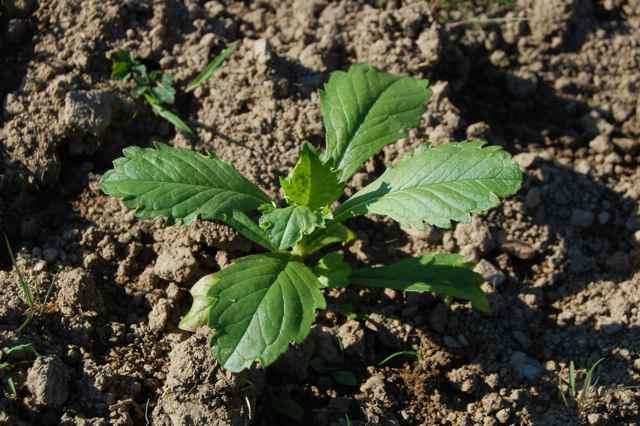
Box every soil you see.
[1,0,639,425]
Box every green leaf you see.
[280,143,343,210]
[335,141,522,229]
[186,41,239,92]
[219,210,278,252]
[312,252,351,288]
[271,398,304,422]
[178,273,218,331]
[148,99,194,136]
[100,144,271,225]
[320,63,430,182]
[151,73,176,104]
[259,205,324,250]
[292,222,356,256]
[111,50,135,79]
[350,252,490,313]
[208,254,326,372]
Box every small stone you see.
[253,38,272,64]
[56,268,103,315]
[337,320,366,359]
[589,135,612,153]
[495,408,510,424]
[513,152,538,169]
[501,241,535,260]
[148,299,172,332]
[466,122,491,139]
[454,217,495,256]
[570,209,594,227]
[587,413,602,425]
[61,90,114,138]
[154,245,198,285]
[26,356,69,407]
[166,283,180,300]
[574,160,591,174]
[474,259,506,286]
[612,137,639,153]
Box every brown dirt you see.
[1,0,639,425]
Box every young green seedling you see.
[101,63,522,372]
[111,41,238,136]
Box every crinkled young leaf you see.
[178,273,218,331]
[100,144,270,224]
[259,205,324,250]
[312,252,352,288]
[207,254,326,372]
[335,141,522,229]
[280,143,343,210]
[320,63,430,182]
[292,222,356,257]
[186,41,239,92]
[219,210,278,252]
[350,252,489,312]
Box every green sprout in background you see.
[110,41,238,136]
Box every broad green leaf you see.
[350,252,490,312]
[101,144,270,224]
[335,141,522,229]
[259,205,324,250]
[292,222,356,257]
[312,252,351,288]
[280,143,343,210]
[219,210,278,252]
[186,41,239,92]
[320,63,430,182]
[178,273,217,331]
[208,254,326,372]
[148,99,194,136]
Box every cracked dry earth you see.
[1,0,639,425]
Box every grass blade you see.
[378,350,418,366]
[3,234,33,307]
[186,41,238,92]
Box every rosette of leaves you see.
[101,63,522,372]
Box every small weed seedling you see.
[0,343,38,396]
[111,41,238,136]
[3,234,54,334]
[101,64,522,372]
[559,358,604,414]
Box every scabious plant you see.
[101,64,522,372]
